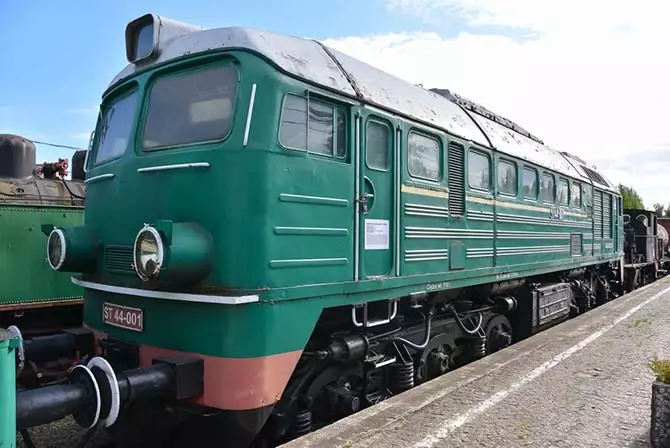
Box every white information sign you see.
[364,219,390,250]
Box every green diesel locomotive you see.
[41,13,627,447]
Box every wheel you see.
[415,334,457,384]
[484,314,512,355]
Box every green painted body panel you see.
[85,291,323,358]
[0,330,18,448]
[85,253,620,357]
[0,205,84,306]
[79,48,623,359]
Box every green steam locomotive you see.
[0,134,86,384]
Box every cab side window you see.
[278,93,347,158]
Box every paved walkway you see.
[282,277,670,448]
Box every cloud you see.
[384,0,669,36]
[322,1,670,206]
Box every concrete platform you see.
[281,277,670,448]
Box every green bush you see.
[649,358,670,384]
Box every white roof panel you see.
[108,16,618,193]
[110,27,357,97]
[324,48,490,146]
[109,25,489,146]
[471,113,586,178]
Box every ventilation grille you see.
[104,246,134,272]
[448,141,465,216]
[603,193,612,238]
[593,190,603,239]
[581,164,610,188]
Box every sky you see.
[1,0,669,207]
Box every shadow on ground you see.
[629,428,651,448]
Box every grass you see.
[632,318,652,327]
[648,357,670,384]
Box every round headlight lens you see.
[47,229,67,270]
[133,226,164,281]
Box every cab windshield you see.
[94,89,138,164]
[142,64,238,150]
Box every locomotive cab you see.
[48,15,246,289]
[42,13,321,447]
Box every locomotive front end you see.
[39,13,299,448]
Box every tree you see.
[653,203,665,216]
[618,184,645,210]
[650,203,670,217]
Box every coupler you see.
[2,325,204,446]
[16,355,204,431]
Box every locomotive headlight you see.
[47,229,67,270]
[132,221,213,285]
[133,225,165,281]
[43,225,99,273]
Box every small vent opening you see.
[448,141,465,216]
[104,246,134,272]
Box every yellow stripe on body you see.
[401,185,449,199]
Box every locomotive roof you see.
[111,15,618,194]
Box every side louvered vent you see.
[603,193,612,238]
[593,190,603,239]
[448,141,465,216]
